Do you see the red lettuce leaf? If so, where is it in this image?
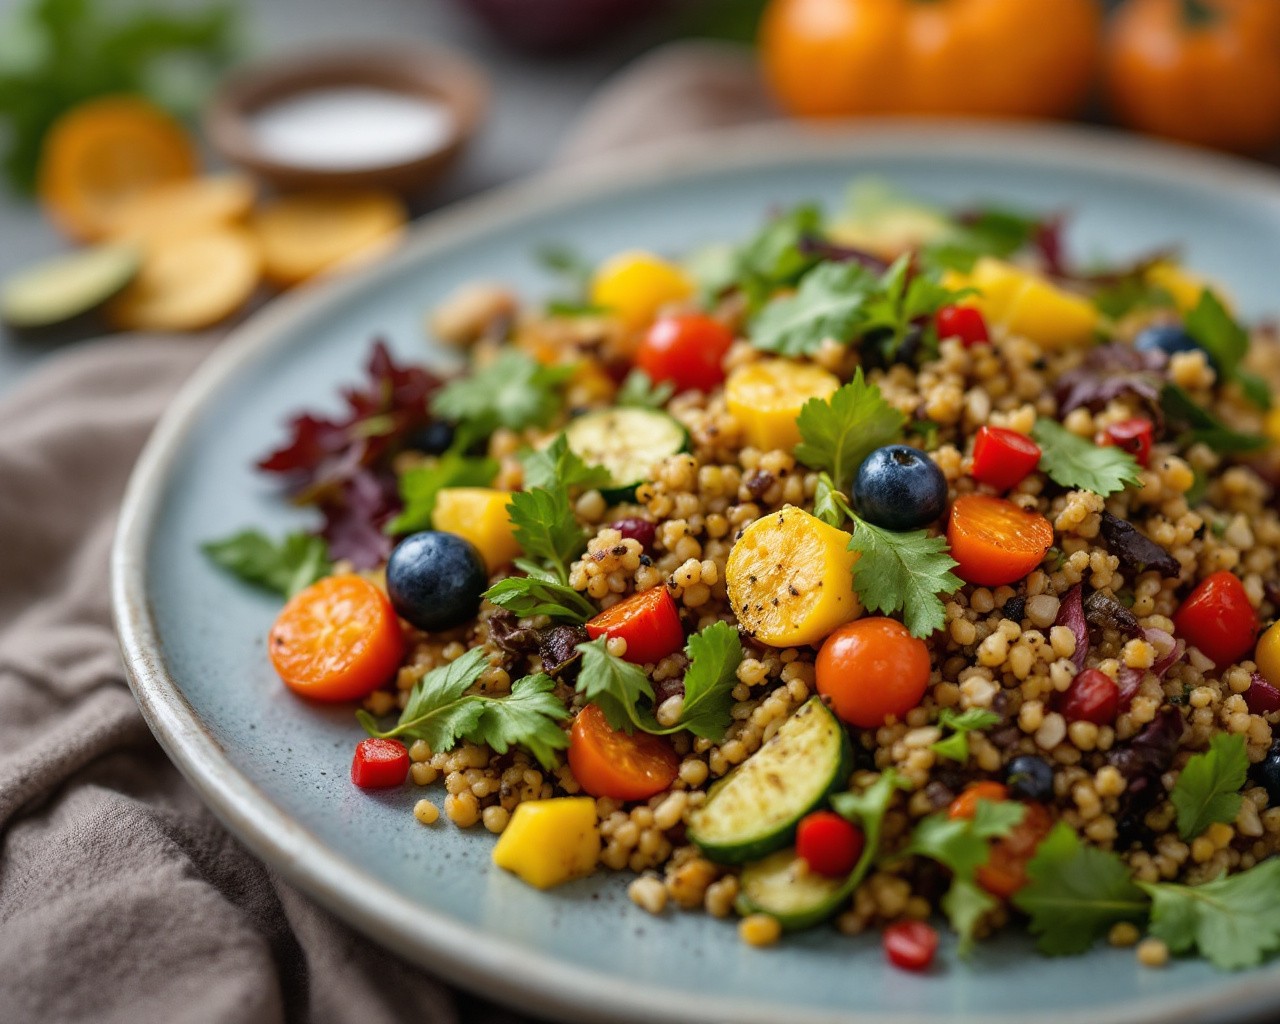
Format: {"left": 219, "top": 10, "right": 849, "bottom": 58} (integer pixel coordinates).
{"left": 1055, "top": 344, "right": 1168, "bottom": 419}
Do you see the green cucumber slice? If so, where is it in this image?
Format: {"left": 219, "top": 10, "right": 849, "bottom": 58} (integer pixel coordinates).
{"left": 735, "top": 848, "right": 854, "bottom": 930}
{"left": 563, "top": 407, "right": 687, "bottom": 500}
{"left": 687, "top": 696, "right": 852, "bottom": 864}
{"left": 1, "top": 243, "right": 140, "bottom": 329}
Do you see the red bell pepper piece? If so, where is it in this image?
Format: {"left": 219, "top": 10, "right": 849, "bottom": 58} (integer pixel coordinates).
{"left": 971, "top": 425, "right": 1042, "bottom": 491}
{"left": 585, "top": 586, "right": 684, "bottom": 665}
{"left": 935, "top": 305, "right": 990, "bottom": 347}
{"left": 351, "top": 737, "right": 410, "bottom": 789}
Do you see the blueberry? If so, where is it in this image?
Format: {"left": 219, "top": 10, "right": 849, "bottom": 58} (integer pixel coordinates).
{"left": 1134, "top": 323, "right": 1202, "bottom": 360}
{"left": 386, "top": 531, "right": 487, "bottom": 632}
{"left": 1254, "top": 747, "right": 1280, "bottom": 806}
{"left": 852, "top": 445, "right": 948, "bottom": 531}
{"left": 406, "top": 419, "right": 456, "bottom": 455}
{"left": 1006, "top": 754, "right": 1054, "bottom": 803}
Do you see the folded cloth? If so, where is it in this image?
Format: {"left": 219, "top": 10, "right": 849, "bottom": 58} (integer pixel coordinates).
{"left": 0, "top": 42, "right": 768, "bottom": 1024}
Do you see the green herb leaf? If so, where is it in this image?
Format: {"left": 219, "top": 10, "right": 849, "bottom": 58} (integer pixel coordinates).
{"left": 1160, "top": 384, "right": 1268, "bottom": 454}
{"left": 794, "top": 370, "right": 906, "bottom": 493}
{"left": 812, "top": 472, "right": 848, "bottom": 528}
{"left": 1033, "top": 417, "right": 1143, "bottom": 496}
{"left": 616, "top": 368, "right": 676, "bottom": 410}
{"left": 1140, "top": 859, "right": 1280, "bottom": 970}
{"left": 672, "top": 621, "right": 744, "bottom": 741}
{"left": 482, "top": 574, "right": 596, "bottom": 623}
{"left": 535, "top": 242, "right": 592, "bottom": 298}
{"left": 858, "top": 256, "right": 971, "bottom": 361}
{"left": 468, "top": 672, "right": 570, "bottom": 769}
{"left": 506, "top": 486, "right": 586, "bottom": 586}
{"left": 1184, "top": 290, "right": 1271, "bottom": 410}
{"left": 546, "top": 300, "right": 610, "bottom": 318}
{"left": 202, "top": 529, "right": 332, "bottom": 598}
{"left": 1013, "top": 823, "right": 1149, "bottom": 956}
{"left": 1170, "top": 733, "right": 1249, "bottom": 842}
{"left": 733, "top": 204, "right": 824, "bottom": 310}
{"left": 943, "top": 879, "right": 999, "bottom": 956}
{"left": 520, "top": 434, "right": 613, "bottom": 493}
{"left": 931, "top": 708, "right": 1001, "bottom": 763}
{"left": 574, "top": 636, "right": 655, "bottom": 733}
{"left": 387, "top": 452, "right": 499, "bottom": 535}
{"left": 750, "top": 261, "right": 880, "bottom": 356}
{"left": 848, "top": 518, "right": 960, "bottom": 638}
{"left": 432, "top": 350, "right": 574, "bottom": 447}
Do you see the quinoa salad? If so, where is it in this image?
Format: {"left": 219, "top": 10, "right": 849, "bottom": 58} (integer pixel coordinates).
{"left": 207, "top": 182, "right": 1280, "bottom": 973}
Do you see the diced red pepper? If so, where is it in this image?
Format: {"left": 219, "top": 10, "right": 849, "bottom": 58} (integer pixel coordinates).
{"left": 1061, "top": 668, "right": 1120, "bottom": 725}
{"left": 585, "top": 586, "right": 685, "bottom": 665}
{"left": 795, "top": 811, "right": 865, "bottom": 877}
{"left": 351, "top": 737, "right": 410, "bottom": 789}
{"left": 935, "top": 305, "right": 990, "bottom": 347}
{"left": 1173, "top": 570, "right": 1257, "bottom": 668}
{"left": 883, "top": 920, "right": 939, "bottom": 972}
{"left": 971, "top": 425, "right": 1042, "bottom": 491}
{"left": 1103, "top": 417, "right": 1154, "bottom": 468}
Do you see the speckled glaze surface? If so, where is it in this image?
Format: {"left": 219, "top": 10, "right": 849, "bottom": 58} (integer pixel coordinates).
{"left": 113, "top": 123, "right": 1280, "bottom": 1024}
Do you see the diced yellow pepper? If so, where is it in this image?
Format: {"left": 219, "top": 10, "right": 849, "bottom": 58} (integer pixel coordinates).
{"left": 432, "top": 488, "right": 520, "bottom": 572}
{"left": 1145, "top": 261, "right": 1229, "bottom": 314}
{"left": 725, "top": 505, "right": 862, "bottom": 648}
{"left": 725, "top": 359, "right": 840, "bottom": 452}
{"left": 589, "top": 250, "right": 693, "bottom": 329}
{"left": 491, "top": 797, "right": 600, "bottom": 889}
{"left": 1267, "top": 407, "right": 1280, "bottom": 448}
{"left": 1256, "top": 621, "right": 1280, "bottom": 688}
{"left": 952, "top": 257, "right": 1098, "bottom": 350}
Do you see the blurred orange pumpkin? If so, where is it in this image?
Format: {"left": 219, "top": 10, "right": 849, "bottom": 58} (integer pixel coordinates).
{"left": 759, "top": 0, "right": 1102, "bottom": 120}
{"left": 1105, "top": 0, "right": 1280, "bottom": 152}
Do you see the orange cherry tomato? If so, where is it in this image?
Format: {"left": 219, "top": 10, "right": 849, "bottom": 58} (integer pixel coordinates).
{"left": 976, "top": 802, "right": 1054, "bottom": 898}
{"left": 1105, "top": 0, "right": 1280, "bottom": 153}
{"left": 948, "top": 781, "right": 1009, "bottom": 820}
{"left": 635, "top": 313, "right": 734, "bottom": 393}
{"left": 816, "top": 617, "right": 932, "bottom": 728}
{"left": 585, "top": 586, "right": 685, "bottom": 665}
{"left": 947, "top": 494, "right": 1054, "bottom": 587}
{"left": 760, "top": 0, "right": 1102, "bottom": 119}
{"left": 268, "top": 575, "right": 405, "bottom": 702}
{"left": 568, "top": 703, "right": 680, "bottom": 801}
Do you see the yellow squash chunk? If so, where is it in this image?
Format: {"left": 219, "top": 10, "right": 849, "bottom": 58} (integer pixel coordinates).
{"left": 1144, "top": 261, "right": 1229, "bottom": 314}
{"left": 491, "top": 797, "right": 600, "bottom": 889}
{"left": 432, "top": 488, "right": 519, "bottom": 572}
{"left": 725, "top": 359, "right": 840, "bottom": 452}
{"left": 953, "top": 258, "right": 1098, "bottom": 350}
{"left": 589, "top": 250, "right": 693, "bottom": 329}
{"left": 1256, "top": 621, "right": 1280, "bottom": 688}
{"left": 726, "top": 505, "right": 862, "bottom": 648}
{"left": 1266, "top": 407, "right": 1280, "bottom": 448}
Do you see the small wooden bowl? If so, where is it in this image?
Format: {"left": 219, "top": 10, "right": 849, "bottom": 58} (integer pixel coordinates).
{"left": 205, "top": 42, "right": 489, "bottom": 195}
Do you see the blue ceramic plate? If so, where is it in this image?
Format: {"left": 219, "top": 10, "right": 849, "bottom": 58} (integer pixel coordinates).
{"left": 114, "top": 123, "right": 1280, "bottom": 1024}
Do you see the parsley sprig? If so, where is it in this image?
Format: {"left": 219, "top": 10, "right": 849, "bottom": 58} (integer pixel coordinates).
{"left": 483, "top": 567, "right": 596, "bottom": 623}
{"left": 387, "top": 452, "right": 498, "bottom": 535}
{"left": 795, "top": 371, "right": 906, "bottom": 494}
{"left": 203, "top": 529, "right": 332, "bottom": 598}
{"left": 1184, "top": 290, "right": 1271, "bottom": 410}
{"left": 1032, "top": 418, "right": 1143, "bottom": 497}
{"left": 1169, "top": 733, "right": 1248, "bottom": 842}
{"left": 930, "top": 708, "right": 1001, "bottom": 764}
{"left": 432, "top": 350, "right": 574, "bottom": 449}
{"left": 520, "top": 434, "right": 612, "bottom": 493}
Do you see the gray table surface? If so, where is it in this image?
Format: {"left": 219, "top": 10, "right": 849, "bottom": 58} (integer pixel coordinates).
{"left": 0, "top": 0, "right": 666, "bottom": 392}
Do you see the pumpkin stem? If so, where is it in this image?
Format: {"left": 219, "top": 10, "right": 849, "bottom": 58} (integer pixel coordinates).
{"left": 1180, "top": 0, "right": 1219, "bottom": 27}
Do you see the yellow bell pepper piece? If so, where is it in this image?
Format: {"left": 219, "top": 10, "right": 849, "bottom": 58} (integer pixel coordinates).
{"left": 1266, "top": 407, "right": 1280, "bottom": 448}
{"left": 1145, "top": 261, "right": 1229, "bottom": 314}
{"left": 725, "top": 359, "right": 840, "bottom": 452}
{"left": 491, "top": 797, "right": 600, "bottom": 889}
{"left": 432, "top": 488, "right": 520, "bottom": 573}
{"left": 953, "top": 258, "right": 1098, "bottom": 350}
{"left": 725, "top": 505, "right": 862, "bottom": 648}
{"left": 1256, "top": 622, "right": 1280, "bottom": 689}
{"left": 589, "top": 250, "right": 693, "bottom": 329}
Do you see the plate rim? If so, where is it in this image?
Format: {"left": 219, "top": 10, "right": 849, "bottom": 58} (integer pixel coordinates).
{"left": 112, "top": 119, "right": 1280, "bottom": 1024}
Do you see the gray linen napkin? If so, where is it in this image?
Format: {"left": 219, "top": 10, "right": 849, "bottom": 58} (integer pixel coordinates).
{"left": 0, "top": 43, "right": 769, "bottom": 1024}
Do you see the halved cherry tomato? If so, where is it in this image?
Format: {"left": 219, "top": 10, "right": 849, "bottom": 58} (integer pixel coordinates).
{"left": 268, "top": 574, "right": 405, "bottom": 702}
{"left": 1103, "top": 417, "right": 1154, "bottom": 468}
{"left": 947, "top": 494, "right": 1054, "bottom": 587}
{"left": 935, "top": 304, "right": 990, "bottom": 348}
{"left": 883, "top": 919, "right": 938, "bottom": 972}
{"left": 977, "top": 802, "right": 1053, "bottom": 899}
{"left": 351, "top": 737, "right": 410, "bottom": 789}
{"left": 816, "top": 617, "right": 932, "bottom": 728}
{"left": 1061, "top": 668, "right": 1120, "bottom": 725}
{"left": 568, "top": 703, "right": 680, "bottom": 801}
{"left": 636, "top": 313, "right": 734, "bottom": 393}
{"left": 971, "top": 425, "right": 1041, "bottom": 491}
{"left": 948, "top": 781, "right": 1009, "bottom": 821}
{"left": 1173, "top": 570, "right": 1257, "bottom": 668}
{"left": 585, "top": 586, "right": 685, "bottom": 665}
{"left": 796, "top": 811, "right": 865, "bottom": 877}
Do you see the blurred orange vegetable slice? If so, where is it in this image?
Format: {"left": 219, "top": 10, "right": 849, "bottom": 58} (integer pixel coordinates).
{"left": 251, "top": 190, "right": 407, "bottom": 288}
{"left": 102, "top": 173, "right": 258, "bottom": 243}
{"left": 38, "top": 96, "right": 199, "bottom": 242}
{"left": 105, "top": 227, "right": 261, "bottom": 332}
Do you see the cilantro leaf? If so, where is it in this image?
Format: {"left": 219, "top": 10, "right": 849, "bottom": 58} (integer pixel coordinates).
{"left": 616, "top": 369, "right": 676, "bottom": 410}
{"left": 432, "top": 350, "right": 574, "bottom": 446}
{"left": 574, "top": 636, "right": 654, "bottom": 733}
{"left": 848, "top": 518, "right": 960, "bottom": 638}
{"left": 358, "top": 647, "right": 489, "bottom": 751}
{"left": 672, "top": 621, "right": 744, "bottom": 741}
{"left": 858, "top": 256, "right": 971, "bottom": 361}
{"left": 750, "top": 261, "right": 879, "bottom": 356}
{"left": 507, "top": 486, "right": 586, "bottom": 585}
{"left": 469, "top": 672, "right": 570, "bottom": 769}
{"left": 931, "top": 707, "right": 1001, "bottom": 763}
{"left": 1160, "top": 384, "right": 1268, "bottom": 454}
{"left": 795, "top": 370, "right": 906, "bottom": 493}
{"left": 733, "top": 204, "right": 824, "bottom": 309}
{"left": 483, "top": 572, "right": 596, "bottom": 623}
{"left": 816, "top": 769, "right": 911, "bottom": 906}
{"left": 521, "top": 434, "right": 613, "bottom": 493}
{"left": 1185, "top": 290, "right": 1271, "bottom": 410}
{"left": 1033, "top": 417, "right": 1143, "bottom": 496}
{"left": 535, "top": 242, "right": 592, "bottom": 299}
{"left": 812, "top": 472, "right": 848, "bottom": 528}
{"left": 1170, "top": 733, "right": 1248, "bottom": 842}
{"left": 943, "top": 878, "right": 999, "bottom": 955}
{"left": 1141, "top": 859, "right": 1280, "bottom": 970}
{"left": 386, "top": 452, "right": 498, "bottom": 535}
{"left": 202, "top": 529, "right": 332, "bottom": 598}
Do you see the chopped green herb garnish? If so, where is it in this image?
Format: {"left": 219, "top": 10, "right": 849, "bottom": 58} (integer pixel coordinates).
{"left": 387, "top": 452, "right": 498, "bottom": 535}
{"left": 1169, "top": 733, "right": 1248, "bottom": 842}
{"left": 931, "top": 708, "right": 1001, "bottom": 763}
{"left": 202, "top": 529, "right": 331, "bottom": 598}
{"left": 432, "top": 349, "right": 574, "bottom": 448}
{"left": 520, "top": 434, "right": 613, "bottom": 493}
{"left": 1032, "top": 417, "right": 1143, "bottom": 497}
{"left": 1184, "top": 290, "right": 1271, "bottom": 410}
{"left": 616, "top": 368, "right": 676, "bottom": 410}
{"left": 794, "top": 371, "right": 906, "bottom": 494}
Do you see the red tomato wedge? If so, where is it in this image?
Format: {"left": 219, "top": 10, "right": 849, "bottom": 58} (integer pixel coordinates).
{"left": 585, "top": 586, "right": 684, "bottom": 664}
{"left": 947, "top": 494, "right": 1054, "bottom": 587}
{"left": 568, "top": 703, "right": 679, "bottom": 801}
{"left": 971, "top": 425, "right": 1041, "bottom": 491}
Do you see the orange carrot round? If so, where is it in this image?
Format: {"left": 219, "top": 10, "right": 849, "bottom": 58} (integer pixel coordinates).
{"left": 947, "top": 494, "right": 1054, "bottom": 587}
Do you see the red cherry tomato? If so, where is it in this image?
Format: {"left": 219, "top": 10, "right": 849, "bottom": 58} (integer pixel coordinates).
{"left": 1061, "top": 667, "right": 1120, "bottom": 725}
{"left": 635, "top": 313, "right": 734, "bottom": 393}
{"left": 585, "top": 586, "right": 685, "bottom": 665}
{"left": 568, "top": 703, "right": 680, "bottom": 801}
{"left": 971, "top": 425, "right": 1041, "bottom": 491}
{"left": 977, "top": 802, "right": 1053, "bottom": 899}
{"left": 351, "top": 738, "right": 410, "bottom": 789}
{"left": 796, "top": 811, "right": 865, "bottom": 877}
{"left": 815, "top": 617, "right": 931, "bottom": 729}
{"left": 883, "top": 920, "right": 938, "bottom": 972}
{"left": 935, "top": 304, "right": 990, "bottom": 347}
{"left": 1173, "top": 570, "right": 1257, "bottom": 668}
{"left": 1103, "top": 417, "right": 1154, "bottom": 468}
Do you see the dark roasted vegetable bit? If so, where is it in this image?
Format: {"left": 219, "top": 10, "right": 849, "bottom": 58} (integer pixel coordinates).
{"left": 1084, "top": 589, "right": 1143, "bottom": 637}
{"left": 1099, "top": 511, "right": 1181, "bottom": 578}
{"left": 1054, "top": 584, "right": 1089, "bottom": 670}
{"left": 1108, "top": 707, "right": 1185, "bottom": 846}
{"left": 538, "top": 624, "right": 589, "bottom": 678}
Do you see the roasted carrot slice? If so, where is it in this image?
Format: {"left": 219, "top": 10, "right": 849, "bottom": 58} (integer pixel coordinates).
{"left": 947, "top": 494, "right": 1054, "bottom": 587}
{"left": 251, "top": 189, "right": 407, "bottom": 288}
{"left": 105, "top": 227, "right": 261, "bottom": 332}
{"left": 101, "top": 173, "right": 257, "bottom": 243}
{"left": 38, "top": 96, "right": 198, "bottom": 242}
